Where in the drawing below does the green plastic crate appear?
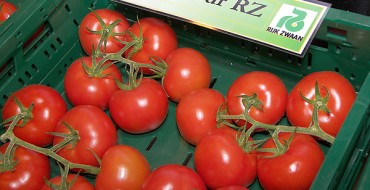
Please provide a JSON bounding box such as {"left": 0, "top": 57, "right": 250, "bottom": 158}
{"left": 0, "top": 0, "right": 369, "bottom": 189}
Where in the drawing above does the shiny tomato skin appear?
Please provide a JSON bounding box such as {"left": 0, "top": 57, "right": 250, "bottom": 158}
{"left": 109, "top": 78, "right": 168, "bottom": 134}
{"left": 226, "top": 71, "right": 288, "bottom": 128}
{"left": 257, "top": 133, "right": 324, "bottom": 190}
{"left": 79, "top": 9, "right": 130, "bottom": 55}
{"left": 64, "top": 56, "right": 122, "bottom": 110}
{"left": 124, "top": 17, "right": 178, "bottom": 75}
{"left": 0, "top": 143, "right": 51, "bottom": 190}
{"left": 95, "top": 145, "right": 151, "bottom": 190}
{"left": 162, "top": 47, "right": 211, "bottom": 102}
{"left": 1, "top": 84, "right": 67, "bottom": 147}
{"left": 176, "top": 88, "right": 226, "bottom": 145}
{"left": 0, "top": 1, "right": 16, "bottom": 23}
{"left": 286, "top": 71, "right": 356, "bottom": 137}
{"left": 53, "top": 105, "right": 117, "bottom": 168}
{"left": 141, "top": 164, "right": 207, "bottom": 190}
{"left": 40, "top": 174, "right": 94, "bottom": 190}
{"left": 194, "top": 128, "right": 257, "bottom": 189}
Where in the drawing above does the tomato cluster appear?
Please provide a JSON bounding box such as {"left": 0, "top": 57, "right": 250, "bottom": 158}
{"left": 0, "top": 6, "right": 357, "bottom": 190}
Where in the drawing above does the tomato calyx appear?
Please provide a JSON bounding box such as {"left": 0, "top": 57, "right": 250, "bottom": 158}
{"left": 85, "top": 9, "right": 127, "bottom": 55}
{"left": 44, "top": 163, "right": 81, "bottom": 190}
{"left": 0, "top": 142, "right": 19, "bottom": 172}
{"left": 1, "top": 96, "right": 33, "bottom": 129}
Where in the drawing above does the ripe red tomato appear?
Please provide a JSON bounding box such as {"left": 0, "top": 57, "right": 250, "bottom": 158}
{"left": 194, "top": 128, "right": 257, "bottom": 189}
{"left": 226, "top": 71, "right": 288, "bottom": 129}
{"left": 286, "top": 71, "right": 356, "bottom": 137}
{"left": 162, "top": 47, "right": 212, "bottom": 102}
{"left": 0, "top": 143, "right": 51, "bottom": 190}
{"left": 141, "top": 164, "right": 207, "bottom": 190}
{"left": 124, "top": 17, "right": 178, "bottom": 75}
{"left": 109, "top": 78, "right": 168, "bottom": 134}
{"left": 53, "top": 105, "right": 117, "bottom": 169}
{"left": 78, "top": 9, "right": 130, "bottom": 55}
{"left": 0, "top": 1, "right": 16, "bottom": 24}
{"left": 1, "top": 84, "right": 67, "bottom": 147}
{"left": 40, "top": 174, "right": 94, "bottom": 190}
{"left": 95, "top": 145, "right": 151, "bottom": 190}
{"left": 257, "top": 133, "right": 324, "bottom": 190}
{"left": 64, "top": 56, "right": 122, "bottom": 110}
{"left": 176, "top": 88, "right": 226, "bottom": 145}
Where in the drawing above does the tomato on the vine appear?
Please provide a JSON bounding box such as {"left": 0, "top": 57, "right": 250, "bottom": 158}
{"left": 52, "top": 105, "right": 117, "bottom": 169}
{"left": 64, "top": 56, "right": 122, "bottom": 110}
{"left": 194, "top": 128, "right": 257, "bottom": 189}
{"left": 40, "top": 174, "right": 94, "bottom": 190}
{"left": 141, "top": 164, "right": 207, "bottom": 190}
{"left": 0, "top": 1, "right": 16, "bottom": 24}
{"left": 109, "top": 78, "right": 168, "bottom": 134}
{"left": 0, "top": 143, "right": 51, "bottom": 190}
{"left": 257, "top": 133, "right": 324, "bottom": 190}
{"left": 176, "top": 88, "right": 226, "bottom": 145}
{"left": 226, "top": 71, "right": 288, "bottom": 129}
{"left": 78, "top": 9, "right": 130, "bottom": 55}
{"left": 124, "top": 17, "right": 178, "bottom": 75}
{"left": 162, "top": 47, "right": 212, "bottom": 102}
{"left": 95, "top": 145, "right": 151, "bottom": 190}
{"left": 286, "top": 71, "right": 356, "bottom": 137}
{"left": 1, "top": 84, "right": 67, "bottom": 147}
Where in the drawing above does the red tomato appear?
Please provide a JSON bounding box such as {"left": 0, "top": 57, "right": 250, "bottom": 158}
{"left": 78, "top": 9, "right": 130, "bottom": 55}
{"left": 215, "top": 185, "right": 249, "bottom": 190}
{"left": 64, "top": 56, "right": 122, "bottom": 110}
{"left": 95, "top": 145, "right": 151, "bottom": 190}
{"left": 226, "top": 71, "right": 288, "bottom": 129}
{"left": 124, "top": 17, "right": 178, "bottom": 75}
{"left": 286, "top": 71, "right": 356, "bottom": 137}
{"left": 1, "top": 84, "right": 67, "bottom": 147}
{"left": 194, "top": 128, "right": 257, "bottom": 189}
{"left": 53, "top": 105, "right": 117, "bottom": 169}
{"left": 176, "top": 88, "right": 226, "bottom": 145}
{"left": 40, "top": 174, "right": 94, "bottom": 190}
{"left": 257, "top": 133, "right": 324, "bottom": 190}
{"left": 162, "top": 47, "right": 212, "bottom": 102}
{"left": 109, "top": 78, "right": 168, "bottom": 134}
{"left": 141, "top": 164, "right": 207, "bottom": 190}
{"left": 0, "top": 1, "right": 16, "bottom": 24}
{"left": 0, "top": 143, "right": 51, "bottom": 190}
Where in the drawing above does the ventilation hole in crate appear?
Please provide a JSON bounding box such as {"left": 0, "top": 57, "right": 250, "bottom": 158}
{"left": 58, "top": 70, "right": 63, "bottom": 76}
{"left": 44, "top": 50, "right": 51, "bottom": 59}
{"left": 56, "top": 37, "right": 63, "bottom": 45}
{"left": 2, "top": 94, "right": 9, "bottom": 102}
{"left": 145, "top": 136, "right": 157, "bottom": 151}
{"left": 334, "top": 67, "right": 339, "bottom": 72}
{"left": 90, "top": 2, "right": 96, "bottom": 8}
{"left": 350, "top": 74, "right": 356, "bottom": 81}
{"left": 31, "top": 64, "right": 39, "bottom": 72}
{"left": 65, "top": 4, "right": 71, "bottom": 13}
{"left": 247, "top": 60, "right": 257, "bottom": 66}
{"left": 15, "top": 31, "right": 22, "bottom": 39}
{"left": 287, "top": 54, "right": 292, "bottom": 63}
{"left": 209, "top": 78, "right": 217, "bottom": 88}
{"left": 25, "top": 71, "right": 32, "bottom": 79}
{"left": 182, "top": 152, "right": 193, "bottom": 166}
{"left": 311, "top": 38, "right": 328, "bottom": 49}
{"left": 50, "top": 44, "right": 57, "bottom": 52}
{"left": 336, "top": 46, "right": 341, "bottom": 54}
{"left": 297, "top": 57, "right": 302, "bottom": 66}
{"left": 73, "top": 19, "right": 79, "bottom": 27}
{"left": 268, "top": 48, "right": 273, "bottom": 57}
{"left": 253, "top": 45, "right": 259, "bottom": 54}
{"left": 307, "top": 53, "right": 312, "bottom": 69}
{"left": 18, "top": 78, "right": 25, "bottom": 86}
